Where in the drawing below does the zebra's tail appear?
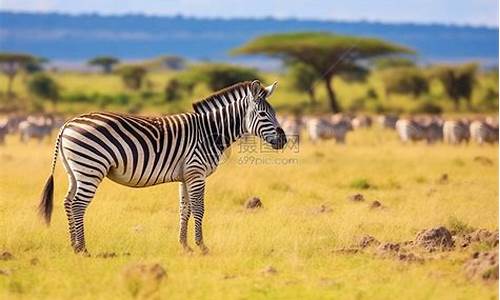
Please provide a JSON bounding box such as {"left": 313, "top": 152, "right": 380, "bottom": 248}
{"left": 38, "top": 124, "right": 65, "bottom": 226}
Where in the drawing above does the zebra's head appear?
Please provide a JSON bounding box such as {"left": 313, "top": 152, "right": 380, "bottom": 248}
{"left": 246, "top": 80, "right": 287, "bottom": 150}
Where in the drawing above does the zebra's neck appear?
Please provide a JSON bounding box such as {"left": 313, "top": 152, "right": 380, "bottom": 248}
{"left": 202, "top": 98, "right": 249, "bottom": 154}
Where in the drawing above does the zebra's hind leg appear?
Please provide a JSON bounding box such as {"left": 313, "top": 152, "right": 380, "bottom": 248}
{"left": 63, "top": 179, "right": 77, "bottom": 249}
{"left": 70, "top": 178, "right": 101, "bottom": 254}
{"left": 178, "top": 182, "right": 192, "bottom": 252}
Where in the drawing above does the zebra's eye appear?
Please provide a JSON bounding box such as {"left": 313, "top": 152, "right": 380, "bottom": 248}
{"left": 258, "top": 112, "right": 267, "bottom": 118}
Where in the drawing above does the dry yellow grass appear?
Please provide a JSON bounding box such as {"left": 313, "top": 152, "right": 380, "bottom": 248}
{"left": 0, "top": 128, "right": 498, "bottom": 299}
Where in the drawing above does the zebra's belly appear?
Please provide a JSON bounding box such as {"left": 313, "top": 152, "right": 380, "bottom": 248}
{"left": 106, "top": 163, "right": 183, "bottom": 187}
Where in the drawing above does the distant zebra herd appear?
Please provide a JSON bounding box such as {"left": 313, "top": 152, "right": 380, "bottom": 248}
{"left": 0, "top": 113, "right": 498, "bottom": 146}
{"left": 0, "top": 115, "right": 65, "bottom": 144}
{"left": 279, "top": 114, "right": 498, "bottom": 145}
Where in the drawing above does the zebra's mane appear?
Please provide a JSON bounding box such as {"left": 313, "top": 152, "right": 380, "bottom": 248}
{"left": 192, "top": 82, "right": 251, "bottom": 115}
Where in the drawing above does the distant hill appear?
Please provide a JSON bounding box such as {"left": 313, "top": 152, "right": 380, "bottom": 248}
{"left": 0, "top": 11, "right": 498, "bottom": 68}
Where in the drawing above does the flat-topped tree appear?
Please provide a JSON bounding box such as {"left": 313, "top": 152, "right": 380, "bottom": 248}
{"left": 0, "top": 52, "right": 35, "bottom": 96}
{"left": 233, "top": 32, "right": 413, "bottom": 112}
{"left": 88, "top": 56, "right": 120, "bottom": 74}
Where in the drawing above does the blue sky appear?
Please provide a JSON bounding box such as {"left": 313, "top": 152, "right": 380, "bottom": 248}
{"left": 1, "top": 0, "right": 498, "bottom": 27}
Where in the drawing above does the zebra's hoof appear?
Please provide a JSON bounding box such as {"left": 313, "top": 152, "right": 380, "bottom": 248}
{"left": 75, "top": 249, "right": 91, "bottom": 257}
{"left": 182, "top": 245, "right": 194, "bottom": 254}
{"left": 200, "top": 245, "right": 209, "bottom": 255}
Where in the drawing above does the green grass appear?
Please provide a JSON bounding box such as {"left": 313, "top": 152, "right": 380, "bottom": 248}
{"left": 0, "top": 128, "right": 498, "bottom": 299}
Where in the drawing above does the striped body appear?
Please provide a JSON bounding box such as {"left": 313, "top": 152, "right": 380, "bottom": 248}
{"left": 39, "top": 80, "right": 286, "bottom": 254}
{"left": 306, "top": 117, "right": 351, "bottom": 143}
{"left": 470, "top": 120, "right": 498, "bottom": 144}
{"left": 395, "top": 119, "right": 427, "bottom": 142}
{"left": 443, "top": 120, "right": 470, "bottom": 144}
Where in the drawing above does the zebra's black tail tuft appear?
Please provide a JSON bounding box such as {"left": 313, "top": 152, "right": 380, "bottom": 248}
{"left": 39, "top": 174, "right": 54, "bottom": 226}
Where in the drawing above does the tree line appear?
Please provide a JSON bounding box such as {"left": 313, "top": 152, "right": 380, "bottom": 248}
{"left": 0, "top": 32, "right": 497, "bottom": 113}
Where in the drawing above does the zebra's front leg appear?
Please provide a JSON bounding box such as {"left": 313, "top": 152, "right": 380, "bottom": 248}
{"left": 178, "top": 182, "right": 193, "bottom": 252}
{"left": 185, "top": 176, "right": 209, "bottom": 254}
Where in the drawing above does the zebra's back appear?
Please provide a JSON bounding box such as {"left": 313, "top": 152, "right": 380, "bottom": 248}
{"left": 60, "top": 112, "right": 198, "bottom": 187}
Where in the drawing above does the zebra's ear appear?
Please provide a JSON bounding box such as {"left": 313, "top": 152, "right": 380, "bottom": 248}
{"left": 264, "top": 81, "right": 278, "bottom": 98}
{"left": 250, "top": 80, "right": 261, "bottom": 97}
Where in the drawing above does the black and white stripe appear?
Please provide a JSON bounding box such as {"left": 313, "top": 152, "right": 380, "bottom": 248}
{"left": 38, "top": 80, "right": 286, "bottom": 254}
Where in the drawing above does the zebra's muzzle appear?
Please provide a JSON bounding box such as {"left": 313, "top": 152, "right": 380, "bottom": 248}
{"left": 269, "top": 127, "right": 287, "bottom": 149}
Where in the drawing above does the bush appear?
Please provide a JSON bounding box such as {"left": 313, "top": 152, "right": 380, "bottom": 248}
{"left": 118, "top": 65, "right": 147, "bottom": 90}
{"left": 411, "top": 101, "right": 443, "bottom": 114}
{"left": 349, "top": 178, "right": 371, "bottom": 190}
{"left": 381, "top": 67, "right": 429, "bottom": 97}
{"left": 26, "top": 73, "right": 59, "bottom": 104}
{"left": 164, "top": 79, "right": 182, "bottom": 102}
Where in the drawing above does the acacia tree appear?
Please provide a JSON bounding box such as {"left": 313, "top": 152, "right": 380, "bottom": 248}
{"left": 288, "top": 62, "right": 320, "bottom": 104}
{"left": 429, "top": 63, "right": 477, "bottom": 109}
{"left": 0, "top": 52, "right": 35, "bottom": 96}
{"left": 88, "top": 56, "right": 120, "bottom": 74}
{"left": 233, "top": 32, "right": 412, "bottom": 112}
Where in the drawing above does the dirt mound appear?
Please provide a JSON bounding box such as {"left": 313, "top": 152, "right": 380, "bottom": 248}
{"left": 0, "top": 269, "right": 12, "bottom": 276}
{"left": 358, "top": 235, "right": 380, "bottom": 248}
{"left": 415, "top": 227, "right": 453, "bottom": 251}
{"left": 348, "top": 193, "right": 365, "bottom": 202}
{"left": 370, "top": 201, "right": 383, "bottom": 209}
{"left": 437, "top": 173, "right": 449, "bottom": 184}
{"left": 464, "top": 251, "right": 499, "bottom": 282}
{"left": 260, "top": 266, "right": 278, "bottom": 275}
{"left": 30, "top": 258, "right": 39, "bottom": 266}
{"left": 245, "top": 197, "right": 263, "bottom": 209}
{"left": 377, "top": 242, "right": 401, "bottom": 254}
{"left": 473, "top": 156, "right": 493, "bottom": 166}
{"left": 122, "top": 263, "right": 167, "bottom": 298}
{"left": 0, "top": 251, "right": 13, "bottom": 261}
{"left": 454, "top": 229, "right": 499, "bottom": 249}
{"left": 315, "top": 204, "right": 333, "bottom": 213}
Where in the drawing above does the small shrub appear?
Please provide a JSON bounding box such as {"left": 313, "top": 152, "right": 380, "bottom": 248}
{"left": 411, "top": 101, "right": 443, "bottom": 114}
{"left": 349, "top": 178, "right": 371, "bottom": 190}
{"left": 448, "top": 216, "right": 475, "bottom": 234}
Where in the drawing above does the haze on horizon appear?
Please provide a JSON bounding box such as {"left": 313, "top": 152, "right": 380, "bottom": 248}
{"left": 1, "top": 0, "right": 498, "bottom": 27}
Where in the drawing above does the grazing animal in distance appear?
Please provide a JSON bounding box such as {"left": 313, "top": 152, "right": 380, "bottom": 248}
{"left": 0, "top": 118, "right": 8, "bottom": 144}
{"left": 422, "top": 117, "right": 443, "bottom": 144}
{"left": 396, "top": 119, "right": 427, "bottom": 143}
{"left": 396, "top": 117, "right": 443, "bottom": 144}
{"left": 443, "top": 120, "right": 470, "bottom": 144}
{"left": 307, "top": 116, "right": 352, "bottom": 144}
{"left": 351, "top": 115, "right": 372, "bottom": 129}
{"left": 377, "top": 114, "right": 399, "bottom": 129}
{"left": 470, "top": 120, "right": 498, "bottom": 145}
{"left": 280, "top": 115, "right": 303, "bottom": 141}
{"left": 38, "top": 80, "right": 287, "bottom": 254}
{"left": 19, "top": 116, "right": 54, "bottom": 143}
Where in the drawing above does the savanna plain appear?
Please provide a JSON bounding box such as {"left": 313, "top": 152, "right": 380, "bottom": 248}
{"left": 0, "top": 127, "right": 498, "bottom": 299}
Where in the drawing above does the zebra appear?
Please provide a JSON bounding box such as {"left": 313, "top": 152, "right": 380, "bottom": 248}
{"left": 38, "top": 80, "right": 287, "bottom": 254}
{"left": 280, "top": 115, "right": 303, "bottom": 142}
{"left": 422, "top": 117, "right": 443, "bottom": 144}
{"left": 0, "top": 118, "right": 8, "bottom": 144}
{"left": 351, "top": 115, "right": 372, "bottom": 129}
{"left": 395, "top": 119, "right": 427, "bottom": 143}
{"left": 377, "top": 114, "right": 399, "bottom": 129}
{"left": 470, "top": 120, "right": 498, "bottom": 145}
{"left": 306, "top": 116, "right": 351, "bottom": 144}
{"left": 443, "top": 120, "right": 470, "bottom": 144}
{"left": 19, "top": 116, "right": 54, "bottom": 143}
